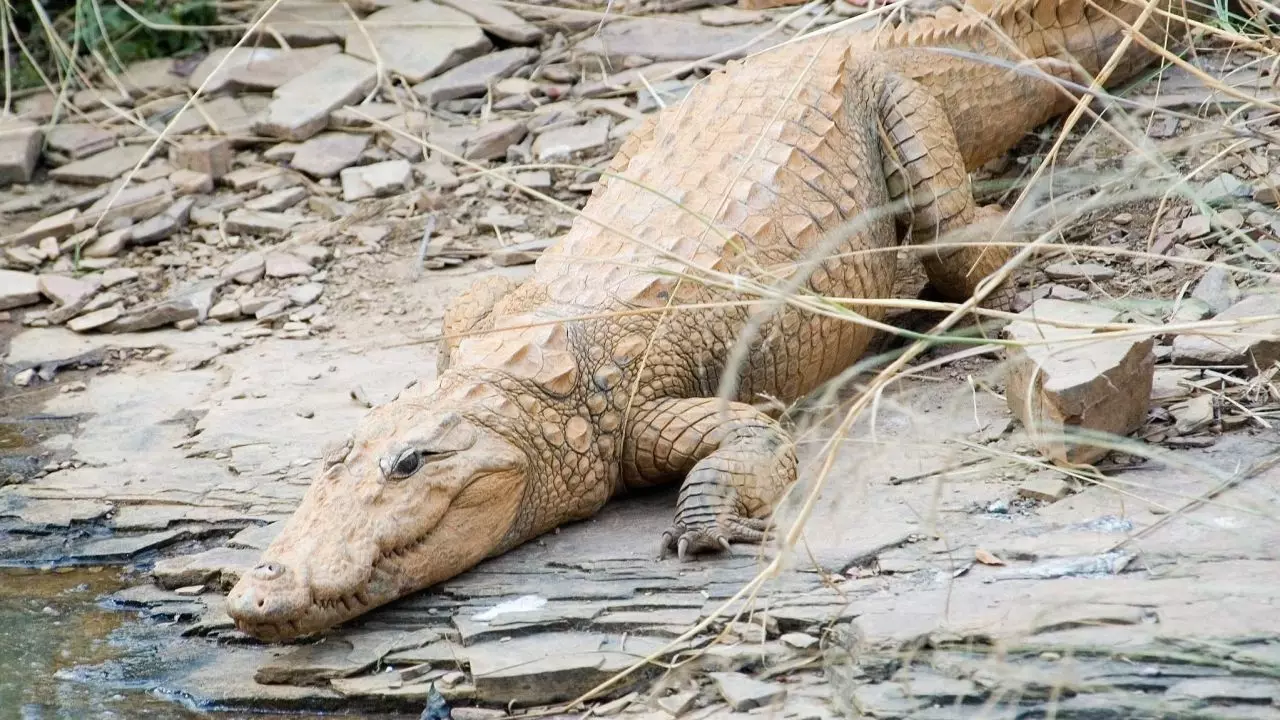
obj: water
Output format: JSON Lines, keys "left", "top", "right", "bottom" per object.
{"left": 0, "top": 567, "right": 401, "bottom": 720}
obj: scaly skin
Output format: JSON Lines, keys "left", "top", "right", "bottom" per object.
{"left": 225, "top": 0, "right": 1207, "bottom": 641}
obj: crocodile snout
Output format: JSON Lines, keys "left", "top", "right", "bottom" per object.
{"left": 226, "top": 560, "right": 311, "bottom": 636}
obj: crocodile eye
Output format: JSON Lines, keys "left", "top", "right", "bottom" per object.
{"left": 390, "top": 450, "right": 421, "bottom": 479}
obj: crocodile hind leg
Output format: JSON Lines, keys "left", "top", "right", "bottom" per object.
{"left": 623, "top": 398, "right": 797, "bottom": 560}
{"left": 437, "top": 275, "right": 522, "bottom": 372}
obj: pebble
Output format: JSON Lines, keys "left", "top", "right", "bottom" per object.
{"left": 289, "top": 283, "right": 324, "bottom": 306}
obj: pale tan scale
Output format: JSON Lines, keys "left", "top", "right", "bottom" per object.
{"left": 565, "top": 417, "right": 593, "bottom": 454}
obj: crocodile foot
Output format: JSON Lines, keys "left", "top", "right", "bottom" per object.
{"left": 658, "top": 515, "right": 773, "bottom": 561}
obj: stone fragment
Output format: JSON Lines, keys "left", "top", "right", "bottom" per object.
{"left": 344, "top": 2, "right": 491, "bottom": 84}
{"left": 1190, "top": 266, "right": 1240, "bottom": 316}
{"left": 412, "top": 47, "right": 540, "bottom": 104}
{"left": 99, "top": 267, "right": 139, "bottom": 287}
{"left": 780, "top": 632, "right": 818, "bottom": 650}
{"left": 1004, "top": 300, "right": 1154, "bottom": 465}
{"left": 170, "top": 138, "right": 233, "bottom": 179}
{"left": 222, "top": 166, "right": 284, "bottom": 191}
{"left": 289, "top": 282, "right": 324, "bottom": 305}
{"left": 290, "top": 132, "right": 370, "bottom": 178}
{"left": 224, "top": 209, "right": 302, "bottom": 237}
{"left": 432, "top": 119, "right": 528, "bottom": 162}
{"left": 1171, "top": 293, "right": 1280, "bottom": 374}
{"left": 103, "top": 279, "right": 217, "bottom": 332}
{"left": 340, "top": 159, "right": 412, "bottom": 201}
{"left": 1043, "top": 261, "right": 1116, "bottom": 281}
{"left": 265, "top": 252, "right": 315, "bottom": 278}
{"left": 189, "top": 47, "right": 283, "bottom": 94}
{"left": 67, "top": 305, "right": 121, "bottom": 332}
{"left": 1182, "top": 214, "right": 1212, "bottom": 238}
{"left": 576, "top": 19, "right": 766, "bottom": 64}
{"left": 171, "top": 169, "right": 214, "bottom": 195}
{"left": 256, "top": 54, "right": 378, "bottom": 141}
{"left": 513, "top": 170, "right": 552, "bottom": 190}
{"left": 292, "top": 244, "right": 331, "bottom": 266}
{"left": 710, "top": 672, "right": 785, "bottom": 711}
{"left": 252, "top": 0, "right": 352, "bottom": 46}
{"left": 46, "top": 123, "right": 116, "bottom": 159}
{"left": 1165, "top": 677, "right": 1280, "bottom": 704}
{"left": 49, "top": 145, "right": 149, "bottom": 185}
{"left": 657, "top": 691, "right": 697, "bottom": 716}
{"left": 14, "top": 208, "right": 79, "bottom": 245}
{"left": 533, "top": 117, "right": 611, "bottom": 160}
{"left": 223, "top": 252, "right": 266, "bottom": 284}
{"left": 37, "top": 275, "right": 95, "bottom": 307}
{"left": 227, "top": 44, "right": 342, "bottom": 91}
{"left": 83, "top": 228, "right": 131, "bottom": 258}
{"left": 0, "top": 116, "right": 42, "bottom": 184}
{"left": 118, "top": 58, "right": 180, "bottom": 96}
{"left": 1017, "top": 473, "right": 1072, "bottom": 502}
{"left": 246, "top": 186, "right": 307, "bottom": 212}
{"left": 1171, "top": 394, "right": 1214, "bottom": 435}
{"left": 492, "top": 237, "right": 552, "bottom": 267}
{"left": 437, "top": 0, "right": 543, "bottom": 44}
{"left": 0, "top": 269, "right": 41, "bottom": 310}
{"left": 152, "top": 546, "right": 261, "bottom": 590}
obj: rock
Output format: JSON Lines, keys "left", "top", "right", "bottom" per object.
{"left": 412, "top": 47, "right": 540, "bottom": 104}
{"left": 513, "top": 170, "right": 552, "bottom": 190}
{"left": 0, "top": 116, "right": 43, "bottom": 184}
{"left": 1017, "top": 473, "right": 1072, "bottom": 502}
{"left": 152, "top": 546, "right": 261, "bottom": 590}
{"left": 256, "top": 54, "right": 378, "bottom": 141}
{"left": 533, "top": 117, "right": 611, "bottom": 161}
{"left": 99, "top": 268, "right": 139, "bottom": 287}
{"left": 1043, "top": 261, "right": 1116, "bottom": 282}
{"left": 171, "top": 168, "right": 214, "bottom": 195}
{"left": 209, "top": 299, "right": 241, "bottom": 320}
{"left": 1004, "top": 300, "right": 1154, "bottom": 465}
{"left": 492, "top": 237, "right": 552, "bottom": 267}
{"left": 1199, "top": 172, "right": 1249, "bottom": 205}
{"left": 118, "top": 58, "right": 180, "bottom": 96}
{"left": 227, "top": 44, "right": 342, "bottom": 92}
{"left": 129, "top": 200, "right": 188, "bottom": 246}
{"left": 222, "top": 166, "right": 285, "bottom": 191}
{"left": 37, "top": 275, "right": 95, "bottom": 307}
{"left": 290, "top": 132, "right": 370, "bottom": 178}
{"left": 1165, "top": 677, "right": 1280, "bottom": 704}
{"left": 251, "top": 0, "right": 352, "bottom": 46}
{"left": 224, "top": 209, "right": 303, "bottom": 237}
{"left": 437, "top": 0, "right": 543, "bottom": 44}
{"left": 255, "top": 631, "right": 405, "bottom": 686}
{"left": 46, "top": 123, "right": 116, "bottom": 159}
{"left": 576, "top": 19, "right": 767, "bottom": 64}
{"left": 440, "top": 119, "right": 529, "bottom": 162}
{"left": 657, "top": 691, "right": 697, "bottom": 716}
{"left": 170, "top": 138, "right": 233, "bottom": 179}
{"left": 48, "top": 145, "right": 150, "bottom": 185}
{"left": 189, "top": 47, "right": 285, "bottom": 94}
{"left": 780, "top": 632, "right": 818, "bottom": 650}
{"left": 83, "top": 228, "right": 131, "bottom": 258}
{"left": 1182, "top": 214, "right": 1212, "bottom": 238}
{"left": 1171, "top": 394, "right": 1214, "bottom": 435}
{"left": 103, "top": 279, "right": 218, "bottom": 332}
{"left": 67, "top": 305, "right": 121, "bottom": 332}
{"left": 292, "top": 244, "right": 331, "bottom": 266}
{"left": 1171, "top": 293, "right": 1280, "bottom": 374}
{"left": 246, "top": 186, "right": 308, "bottom": 212}
{"left": 709, "top": 672, "right": 785, "bottom": 711}
{"left": 340, "top": 159, "right": 413, "bottom": 201}
{"left": 222, "top": 252, "right": 266, "bottom": 284}
{"left": 1190, "top": 266, "right": 1240, "bottom": 316}
{"left": 289, "top": 282, "right": 324, "bottom": 305}
{"left": 345, "top": 2, "right": 491, "bottom": 84}
{"left": 13, "top": 208, "right": 79, "bottom": 245}
{"left": 265, "top": 252, "right": 316, "bottom": 278}
{"left": 0, "top": 269, "right": 41, "bottom": 309}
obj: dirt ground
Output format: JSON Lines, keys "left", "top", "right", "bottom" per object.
{"left": 2, "top": 1, "right": 1280, "bottom": 718}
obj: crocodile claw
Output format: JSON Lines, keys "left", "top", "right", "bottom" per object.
{"left": 659, "top": 516, "right": 771, "bottom": 561}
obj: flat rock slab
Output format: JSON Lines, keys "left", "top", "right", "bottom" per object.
{"left": 711, "top": 672, "right": 786, "bottom": 711}
{"left": 256, "top": 54, "right": 378, "bottom": 142}
{"left": 341, "top": 160, "right": 412, "bottom": 201}
{"left": 251, "top": 0, "right": 353, "bottom": 46}
{"left": 413, "top": 47, "right": 540, "bottom": 104}
{"left": 575, "top": 19, "right": 770, "bottom": 64}
{"left": 45, "top": 123, "right": 116, "bottom": 159}
{"left": 1172, "top": 292, "right": 1280, "bottom": 374}
{"left": 0, "top": 269, "right": 40, "bottom": 309}
{"left": 533, "top": 117, "right": 611, "bottom": 160}
{"left": 290, "top": 132, "right": 370, "bottom": 178}
{"left": 48, "top": 145, "right": 149, "bottom": 185}
{"left": 437, "top": 0, "right": 543, "bottom": 44}
{"left": 344, "top": 2, "right": 491, "bottom": 84}
{"left": 227, "top": 44, "right": 342, "bottom": 92}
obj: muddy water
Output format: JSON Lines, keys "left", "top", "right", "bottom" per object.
{"left": 0, "top": 567, "right": 396, "bottom": 719}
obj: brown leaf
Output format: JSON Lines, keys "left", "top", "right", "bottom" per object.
{"left": 975, "top": 548, "right": 1006, "bottom": 566}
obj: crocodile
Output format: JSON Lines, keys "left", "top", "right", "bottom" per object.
{"left": 226, "top": 0, "right": 1208, "bottom": 640}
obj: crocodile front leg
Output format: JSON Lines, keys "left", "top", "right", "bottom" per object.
{"left": 437, "top": 275, "right": 522, "bottom": 372}
{"left": 623, "top": 398, "right": 798, "bottom": 560}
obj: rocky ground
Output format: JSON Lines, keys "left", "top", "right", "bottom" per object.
{"left": 2, "top": 0, "right": 1280, "bottom": 718}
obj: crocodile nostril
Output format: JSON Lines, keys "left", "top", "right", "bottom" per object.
{"left": 251, "top": 562, "right": 285, "bottom": 581}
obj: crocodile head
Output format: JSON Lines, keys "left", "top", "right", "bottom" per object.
{"left": 225, "top": 382, "right": 528, "bottom": 641}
